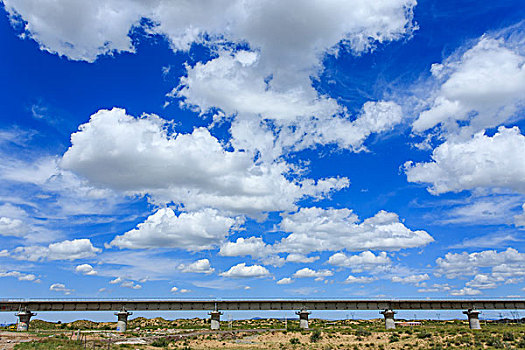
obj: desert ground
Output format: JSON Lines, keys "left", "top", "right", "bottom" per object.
{"left": 1, "top": 317, "right": 525, "bottom": 349}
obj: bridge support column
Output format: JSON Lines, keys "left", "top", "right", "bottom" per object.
{"left": 463, "top": 309, "right": 481, "bottom": 330}
{"left": 381, "top": 309, "right": 396, "bottom": 330}
{"left": 115, "top": 308, "right": 133, "bottom": 332}
{"left": 16, "top": 310, "right": 36, "bottom": 331}
{"left": 296, "top": 309, "right": 311, "bottom": 329}
{"left": 209, "top": 311, "right": 223, "bottom": 330}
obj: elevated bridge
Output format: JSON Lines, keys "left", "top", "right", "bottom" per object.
{"left": 2, "top": 299, "right": 524, "bottom": 331}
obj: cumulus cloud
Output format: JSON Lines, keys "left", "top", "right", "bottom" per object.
{"left": 227, "top": 99, "right": 403, "bottom": 161}
{"left": 465, "top": 274, "right": 504, "bottom": 290}
{"left": 292, "top": 268, "right": 333, "bottom": 279}
{"left": 7, "top": 239, "right": 101, "bottom": 261}
{"left": 450, "top": 287, "right": 482, "bottom": 296}
{"left": 275, "top": 207, "right": 433, "bottom": 254}
{"left": 3, "top": 0, "right": 417, "bottom": 68}
{"left": 109, "top": 277, "right": 123, "bottom": 284}
{"left": 177, "top": 259, "right": 215, "bottom": 274}
{"left": 413, "top": 34, "right": 525, "bottom": 135}
{"left": 328, "top": 251, "right": 391, "bottom": 273}
{"left": 219, "top": 237, "right": 271, "bottom": 259}
{"left": 75, "top": 264, "right": 98, "bottom": 276}
{"left": 436, "top": 248, "right": 525, "bottom": 278}
{"left": 276, "top": 277, "right": 294, "bottom": 285}
{"left": 110, "top": 208, "right": 237, "bottom": 251}
{"left": 344, "top": 275, "right": 377, "bottom": 284}
{"left": 49, "top": 283, "right": 73, "bottom": 295}
{"left": 0, "top": 217, "right": 29, "bottom": 237}
{"left": 406, "top": 127, "right": 525, "bottom": 195}
{"left": 0, "top": 271, "right": 38, "bottom": 282}
{"left": 176, "top": 50, "right": 340, "bottom": 123}
{"left": 5, "top": 1, "right": 415, "bottom": 156}
{"left": 417, "top": 283, "right": 452, "bottom": 293}
{"left": 219, "top": 263, "right": 270, "bottom": 278}
{"left": 391, "top": 274, "right": 429, "bottom": 284}
{"left": 121, "top": 281, "right": 142, "bottom": 289}
{"left": 177, "top": 50, "right": 404, "bottom": 154}
{"left": 436, "top": 248, "right": 525, "bottom": 293}
{"left": 285, "top": 254, "right": 319, "bottom": 264}
{"left": 61, "top": 108, "right": 348, "bottom": 218}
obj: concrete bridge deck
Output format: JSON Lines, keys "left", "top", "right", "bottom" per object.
{"left": 1, "top": 299, "right": 525, "bottom": 312}
{"left": 2, "top": 299, "right": 524, "bottom": 331}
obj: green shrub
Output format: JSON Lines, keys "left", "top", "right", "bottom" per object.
{"left": 416, "top": 331, "right": 432, "bottom": 339}
{"left": 310, "top": 329, "right": 322, "bottom": 343}
{"left": 389, "top": 334, "right": 400, "bottom": 343}
{"left": 151, "top": 337, "right": 170, "bottom": 347}
{"left": 355, "top": 329, "right": 372, "bottom": 337}
{"left": 290, "top": 337, "right": 300, "bottom": 345}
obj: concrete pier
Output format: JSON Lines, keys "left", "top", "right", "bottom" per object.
{"left": 209, "top": 310, "right": 223, "bottom": 330}
{"left": 296, "top": 309, "right": 311, "bottom": 329}
{"left": 381, "top": 309, "right": 396, "bottom": 330}
{"left": 463, "top": 309, "right": 481, "bottom": 329}
{"left": 115, "top": 308, "right": 133, "bottom": 332}
{"left": 15, "top": 310, "right": 36, "bottom": 331}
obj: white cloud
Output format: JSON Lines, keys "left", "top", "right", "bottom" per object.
{"left": 219, "top": 237, "right": 271, "bottom": 259}
{"left": 49, "top": 283, "right": 73, "bottom": 295}
{"left": 109, "top": 277, "right": 123, "bottom": 284}
{"left": 436, "top": 248, "right": 525, "bottom": 293}
{"left": 177, "top": 55, "right": 402, "bottom": 154}
{"left": 515, "top": 204, "right": 525, "bottom": 227}
{"left": 344, "top": 275, "right": 376, "bottom": 284}
{"left": 5, "top": 1, "right": 415, "bottom": 156}
{"left": 391, "top": 274, "right": 429, "bottom": 284}
{"left": 177, "top": 259, "right": 215, "bottom": 274}
{"left": 61, "top": 108, "right": 348, "bottom": 218}
{"left": 0, "top": 271, "right": 37, "bottom": 282}
{"left": 4, "top": 0, "right": 417, "bottom": 68}
{"left": 328, "top": 251, "right": 391, "bottom": 273}
{"left": 170, "top": 287, "right": 178, "bottom": 293}
{"left": 465, "top": 274, "right": 503, "bottom": 290}
{"left": 75, "top": 264, "right": 98, "bottom": 276}
{"left": 417, "top": 283, "right": 452, "bottom": 293}
{"left": 413, "top": 35, "right": 525, "bottom": 135}
{"left": 110, "top": 208, "right": 237, "bottom": 251}
{"left": 275, "top": 207, "right": 433, "bottom": 254}
{"left": 176, "top": 50, "right": 340, "bottom": 123}
{"left": 7, "top": 239, "right": 101, "bottom": 261}
{"left": 436, "top": 248, "right": 525, "bottom": 278}
{"left": 285, "top": 254, "right": 319, "bottom": 264}
{"left": 218, "top": 237, "right": 320, "bottom": 265}
{"left": 120, "top": 281, "right": 142, "bottom": 289}
{"left": 0, "top": 217, "right": 28, "bottom": 237}
{"left": 405, "top": 127, "right": 525, "bottom": 195}
{"left": 276, "top": 277, "right": 293, "bottom": 285}
{"left": 450, "top": 287, "right": 482, "bottom": 296}
{"left": 219, "top": 263, "right": 270, "bottom": 278}
{"left": 179, "top": 289, "right": 190, "bottom": 293}
{"left": 292, "top": 268, "right": 333, "bottom": 280}
{"left": 2, "top": 0, "right": 144, "bottom": 62}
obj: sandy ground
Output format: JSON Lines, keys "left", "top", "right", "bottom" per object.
{"left": 0, "top": 331, "right": 39, "bottom": 350}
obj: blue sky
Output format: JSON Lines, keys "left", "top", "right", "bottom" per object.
{"left": 1, "top": 0, "right": 525, "bottom": 309}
